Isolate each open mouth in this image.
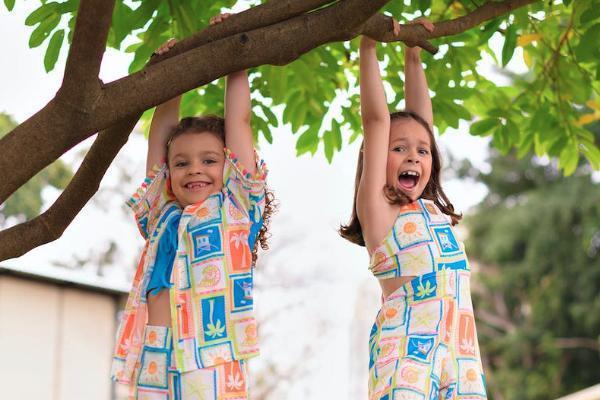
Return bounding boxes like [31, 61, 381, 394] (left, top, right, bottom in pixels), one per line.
[398, 170, 420, 190]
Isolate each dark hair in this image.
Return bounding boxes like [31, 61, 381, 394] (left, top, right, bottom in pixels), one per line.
[166, 115, 276, 265]
[339, 110, 461, 247]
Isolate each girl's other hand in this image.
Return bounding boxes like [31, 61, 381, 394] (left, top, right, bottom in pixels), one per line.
[209, 13, 232, 26]
[407, 17, 434, 33]
[154, 38, 177, 56]
[393, 17, 435, 38]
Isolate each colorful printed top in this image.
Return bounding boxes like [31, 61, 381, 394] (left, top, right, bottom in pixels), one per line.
[111, 148, 268, 384]
[369, 198, 468, 279]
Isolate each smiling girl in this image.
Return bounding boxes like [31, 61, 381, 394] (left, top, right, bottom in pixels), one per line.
[111, 14, 273, 399]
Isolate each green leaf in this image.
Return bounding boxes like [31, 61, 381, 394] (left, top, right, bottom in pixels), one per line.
[502, 24, 518, 67]
[575, 23, 600, 62]
[25, 3, 58, 26]
[4, 0, 15, 11]
[418, 0, 431, 13]
[260, 104, 278, 127]
[323, 130, 334, 163]
[296, 125, 319, 156]
[479, 18, 503, 45]
[580, 140, 600, 170]
[44, 29, 64, 72]
[559, 143, 578, 175]
[29, 13, 61, 48]
[580, 5, 600, 24]
[470, 118, 498, 136]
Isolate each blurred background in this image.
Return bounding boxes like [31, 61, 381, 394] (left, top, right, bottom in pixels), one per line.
[1, 0, 599, 399]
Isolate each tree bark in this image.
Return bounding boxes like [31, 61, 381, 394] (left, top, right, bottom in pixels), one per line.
[0, 0, 537, 260]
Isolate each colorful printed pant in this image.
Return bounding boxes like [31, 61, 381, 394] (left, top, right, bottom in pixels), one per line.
[131, 325, 248, 400]
[369, 270, 487, 400]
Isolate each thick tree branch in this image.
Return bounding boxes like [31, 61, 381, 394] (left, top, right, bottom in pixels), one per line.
[152, 0, 337, 63]
[0, 0, 389, 205]
[59, 0, 115, 104]
[363, 0, 539, 45]
[0, 117, 138, 261]
[0, 0, 538, 245]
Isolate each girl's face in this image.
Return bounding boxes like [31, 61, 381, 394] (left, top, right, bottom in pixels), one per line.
[168, 131, 225, 208]
[386, 118, 432, 201]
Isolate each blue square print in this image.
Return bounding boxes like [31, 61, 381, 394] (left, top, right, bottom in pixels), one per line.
[411, 274, 437, 301]
[231, 273, 253, 311]
[201, 296, 227, 343]
[407, 336, 435, 361]
[433, 226, 460, 255]
[190, 225, 223, 261]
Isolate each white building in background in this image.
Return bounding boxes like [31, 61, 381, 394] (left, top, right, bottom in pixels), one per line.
[0, 263, 129, 400]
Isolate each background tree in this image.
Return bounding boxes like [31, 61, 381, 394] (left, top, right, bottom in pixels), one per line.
[460, 140, 600, 398]
[1, 0, 599, 260]
[0, 112, 71, 225]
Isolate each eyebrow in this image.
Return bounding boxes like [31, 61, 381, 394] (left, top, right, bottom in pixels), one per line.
[170, 150, 222, 160]
[392, 138, 431, 147]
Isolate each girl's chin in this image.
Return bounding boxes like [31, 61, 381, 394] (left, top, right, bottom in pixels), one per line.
[396, 185, 422, 201]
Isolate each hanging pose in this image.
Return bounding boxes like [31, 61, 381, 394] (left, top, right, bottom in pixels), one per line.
[340, 18, 487, 399]
[111, 13, 274, 399]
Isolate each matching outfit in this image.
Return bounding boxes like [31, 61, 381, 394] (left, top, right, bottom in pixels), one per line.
[368, 199, 487, 399]
[111, 149, 268, 399]
[111, 147, 486, 399]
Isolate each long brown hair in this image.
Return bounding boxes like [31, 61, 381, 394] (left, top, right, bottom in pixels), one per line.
[166, 115, 276, 264]
[339, 110, 461, 247]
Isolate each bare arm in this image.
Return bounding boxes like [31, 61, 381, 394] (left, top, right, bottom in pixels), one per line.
[225, 70, 255, 174]
[404, 47, 433, 128]
[404, 18, 434, 128]
[356, 36, 396, 252]
[146, 96, 181, 173]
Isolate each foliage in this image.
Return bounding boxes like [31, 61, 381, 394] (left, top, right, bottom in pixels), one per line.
[0, 113, 72, 223]
[463, 147, 600, 398]
[5, 0, 600, 168]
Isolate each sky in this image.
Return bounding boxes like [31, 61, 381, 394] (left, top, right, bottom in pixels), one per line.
[0, 2, 505, 398]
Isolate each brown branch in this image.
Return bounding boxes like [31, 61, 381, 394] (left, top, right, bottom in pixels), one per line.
[0, 0, 540, 255]
[0, 0, 390, 205]
[363, 0, 539, 46]
[58, 0, 115, 105]
[0, 117, 139, 261]
[476, 308, 517, 333]
[555, 337, 600, 352]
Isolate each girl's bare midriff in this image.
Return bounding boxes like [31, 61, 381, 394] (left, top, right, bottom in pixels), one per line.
[379, 275, 416, 299]
[147, 289, 171, 326]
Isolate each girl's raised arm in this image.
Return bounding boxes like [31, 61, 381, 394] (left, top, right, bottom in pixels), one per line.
[356, 35, 395, 251]
[404, 19, 434, 128]
[146, 39, 180, 173]
[224, 69, 256, 175]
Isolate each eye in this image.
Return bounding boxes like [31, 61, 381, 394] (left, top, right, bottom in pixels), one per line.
[418, 148, 430, 155]
[392, 145, 406, 152]
[174, 160, 187, 167]
[203, 159, 217, 165]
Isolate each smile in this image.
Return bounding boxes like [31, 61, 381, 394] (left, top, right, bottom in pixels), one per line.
[184, 181, 211, 191]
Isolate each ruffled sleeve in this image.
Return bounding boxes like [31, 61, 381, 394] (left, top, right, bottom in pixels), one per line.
[223, 148, 268, 216]
[126, 162, 176, 240]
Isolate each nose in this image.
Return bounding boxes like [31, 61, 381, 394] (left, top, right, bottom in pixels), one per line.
[407, 150, 420, 164]
[187, 161, 204, 175]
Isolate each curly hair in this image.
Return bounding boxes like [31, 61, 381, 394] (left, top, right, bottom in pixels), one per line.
[339, 110, 461, 247]
[166, 115, 276, 265]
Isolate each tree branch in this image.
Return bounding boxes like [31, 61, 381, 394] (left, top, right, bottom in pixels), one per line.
[0, 0, 538, 238]
[58, 0, 115, 105]
[0, 0, 390, 205]
[362, 0, 539, 46]
[0, 117, 138, 261]
[555, 337, 600, 352]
